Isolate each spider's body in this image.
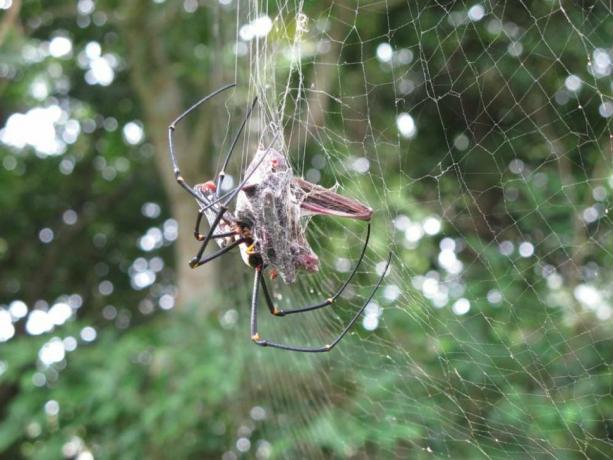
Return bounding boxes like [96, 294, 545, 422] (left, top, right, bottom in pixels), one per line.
[194, 148, 319, 283]
[168, 83, 391, 352]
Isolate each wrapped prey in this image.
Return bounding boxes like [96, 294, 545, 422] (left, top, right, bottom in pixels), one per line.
[197, 147, 373, 283]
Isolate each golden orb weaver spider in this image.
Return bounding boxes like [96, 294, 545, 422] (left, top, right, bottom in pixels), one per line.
[168, 83, 391, 352]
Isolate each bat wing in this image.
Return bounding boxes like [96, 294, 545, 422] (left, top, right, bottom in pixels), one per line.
[293, 177, 372, 221]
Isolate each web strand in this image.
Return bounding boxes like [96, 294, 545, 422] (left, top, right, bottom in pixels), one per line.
[226, 1, 613, 458]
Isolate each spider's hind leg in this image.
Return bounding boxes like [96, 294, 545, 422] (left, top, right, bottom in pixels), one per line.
[250, 252, 393, 353]
[259, 223, 373, 317]
[259, 271, 283, 316]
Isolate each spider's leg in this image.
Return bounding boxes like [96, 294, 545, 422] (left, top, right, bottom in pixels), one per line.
[194, 210, 205, 240]
[192, 131, 282, 214]
[259, 272, 280, 316]
[215, 97, 258, 197]
[251, 267, 326, 351]
[315, 252, 391, 351]
[193, 209, 237, 241]
[250, 267, 263, 341]
[250, 253, 392, 353]
[261, 223, 372, 317]
[168, 83, 236, 205]
[189, 206, 238, 268]
[190, 237, 245, 268]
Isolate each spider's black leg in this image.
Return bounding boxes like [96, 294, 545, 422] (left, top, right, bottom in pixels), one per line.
[193, 209, 237, 241]
[194, 210, 206, 240]
[250, 267, 264, 342]
[190, 129, 282, 266]
[259, 272, 278, 316]
[193, 131, 282, 214]
[215, 97, 258, 198]
[250, 253, 392, 353]
[168, 83, 236, 205]
[189, 207, 237, 268]
[260, 223, 372, 317]
[220, 131, 281, 208]
[190, 237, 245, 268]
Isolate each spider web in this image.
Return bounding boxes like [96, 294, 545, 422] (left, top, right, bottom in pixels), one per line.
[215, 1, 612, 458]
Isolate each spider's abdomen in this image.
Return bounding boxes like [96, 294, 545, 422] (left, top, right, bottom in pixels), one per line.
[238, 239, 263, 269]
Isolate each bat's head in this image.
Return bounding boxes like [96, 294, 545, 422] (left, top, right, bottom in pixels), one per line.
[291, 243, 320, 274]
[267, 149, 288, 171]
[244, 148, 289, 187]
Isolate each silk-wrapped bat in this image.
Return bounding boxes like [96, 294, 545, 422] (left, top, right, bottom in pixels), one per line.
[195, 147, 372, 283]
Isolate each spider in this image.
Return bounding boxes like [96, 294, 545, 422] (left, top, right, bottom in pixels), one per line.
[168, 83, 391, 353]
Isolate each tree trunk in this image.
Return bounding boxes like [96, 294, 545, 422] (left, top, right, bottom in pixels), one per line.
[143, 101, 220, 308]
[119, 1, 219, 309]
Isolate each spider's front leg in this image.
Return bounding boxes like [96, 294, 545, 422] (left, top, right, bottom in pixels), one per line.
[213, 97, 258, 199]
[168, 83, 236, 206]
